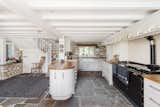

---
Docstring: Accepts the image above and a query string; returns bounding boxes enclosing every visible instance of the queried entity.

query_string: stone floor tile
[25,98,41,104]
[38,99,55,107]
[14,104,26,107]
[0,73,134,107]
[53,97,79,107]
[94,88,108,95]
[2,99,25,107]
[92,79,106,89]
[0,98,6,104]
[24,103,39,107]
[80,96,97,107]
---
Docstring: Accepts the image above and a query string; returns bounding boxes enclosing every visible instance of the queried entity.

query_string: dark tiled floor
[1,73,134,107]
[73,76,133,107]
[54,97,79,107]
[52,75,134,107]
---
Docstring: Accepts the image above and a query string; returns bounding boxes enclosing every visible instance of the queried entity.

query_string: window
[6,41,14,60]
[79,46,95,57]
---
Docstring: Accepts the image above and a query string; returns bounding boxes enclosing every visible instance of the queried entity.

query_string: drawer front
[144,85,160,104]
[144,78,160,106]
[144,78,160,89]
[144,97,160,107]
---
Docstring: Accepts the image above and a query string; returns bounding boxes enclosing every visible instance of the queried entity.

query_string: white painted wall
[128,35,160,65]
[0,39,6,65]
[111,40,128,61]
[128,38,150,64]
[11,38,37,50]
[106,45,113,61]
[155,35,160,65]
[106,11,160,65]
[65,37,71,52]
[10,38,45,73]
[107,35,160,65]
[23,49,45,73]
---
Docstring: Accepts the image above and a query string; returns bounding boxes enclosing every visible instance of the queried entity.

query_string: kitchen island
[48,60,77,100]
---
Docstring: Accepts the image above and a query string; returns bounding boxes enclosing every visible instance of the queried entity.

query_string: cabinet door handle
[149,85,160,92]
[149,98,160,106]
[54,72,56,79]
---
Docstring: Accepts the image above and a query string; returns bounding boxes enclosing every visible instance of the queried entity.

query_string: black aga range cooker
[112,61,160,107]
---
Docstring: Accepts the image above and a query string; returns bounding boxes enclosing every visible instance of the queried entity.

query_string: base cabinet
[49,69,75,100]
[144,78,160,107]
[79,58,104,71]
[102,62,113,85]
[144,98,160,107]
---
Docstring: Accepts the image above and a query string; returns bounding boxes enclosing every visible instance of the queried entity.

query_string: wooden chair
[31,56,45,73]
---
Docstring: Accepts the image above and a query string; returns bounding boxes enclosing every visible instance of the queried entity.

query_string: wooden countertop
[0,62,22,66]
[79,57,106,59]
[143,74,160,83]
[48,61,75,70]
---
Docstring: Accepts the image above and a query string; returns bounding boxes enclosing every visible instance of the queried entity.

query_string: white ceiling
[0,0,159,42]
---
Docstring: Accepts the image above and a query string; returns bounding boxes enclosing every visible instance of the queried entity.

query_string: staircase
[9,38,58,73]
[35,38,58,53]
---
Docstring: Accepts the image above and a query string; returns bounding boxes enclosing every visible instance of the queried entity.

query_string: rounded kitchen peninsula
[49,61,75,100]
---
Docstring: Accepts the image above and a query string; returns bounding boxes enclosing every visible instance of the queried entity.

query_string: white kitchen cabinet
[102,62,113,85]
[79,58,104,71]
[144,78,160,107]
[49,69,75,100]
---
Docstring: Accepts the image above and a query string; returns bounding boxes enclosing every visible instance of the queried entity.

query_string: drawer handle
[149,85,160,92]
[149,98,160,106]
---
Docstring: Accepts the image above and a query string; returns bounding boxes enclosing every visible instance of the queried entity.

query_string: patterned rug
[0,73,49,98]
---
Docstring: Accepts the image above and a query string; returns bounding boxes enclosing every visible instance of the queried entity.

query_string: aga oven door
[128,72,143,107]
